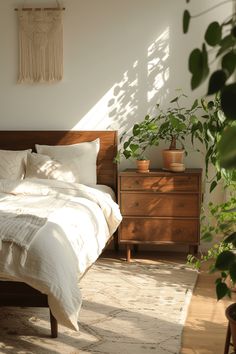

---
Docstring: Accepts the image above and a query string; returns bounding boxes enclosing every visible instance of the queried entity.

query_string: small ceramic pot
[136,160,150,173]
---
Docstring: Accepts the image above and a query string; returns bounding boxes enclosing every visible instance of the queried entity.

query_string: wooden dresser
[118,168,202,261]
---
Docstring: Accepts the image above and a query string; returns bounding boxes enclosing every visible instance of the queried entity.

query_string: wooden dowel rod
[14,8,65,11]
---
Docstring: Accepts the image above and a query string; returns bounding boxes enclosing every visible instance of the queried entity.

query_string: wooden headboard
[0,131,118,192]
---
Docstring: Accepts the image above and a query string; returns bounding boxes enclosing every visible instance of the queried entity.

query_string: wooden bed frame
[0,130,118,338]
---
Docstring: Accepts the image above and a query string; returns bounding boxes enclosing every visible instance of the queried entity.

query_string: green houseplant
[183,0,236,169]
[192,94,236,192]
[154,92,201,170]
[115,115,159,172]
[183,2,236,348]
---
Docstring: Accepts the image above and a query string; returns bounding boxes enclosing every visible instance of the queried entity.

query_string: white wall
[0,0,232,202]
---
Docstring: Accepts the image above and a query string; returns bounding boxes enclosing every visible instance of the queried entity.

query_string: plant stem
[170,136,177,150]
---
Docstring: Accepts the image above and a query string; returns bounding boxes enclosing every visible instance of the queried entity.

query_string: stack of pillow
[0,139,100,185]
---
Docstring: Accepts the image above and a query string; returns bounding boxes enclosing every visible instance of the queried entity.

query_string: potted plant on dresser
[154,92,201,171]
[115,115,159,173]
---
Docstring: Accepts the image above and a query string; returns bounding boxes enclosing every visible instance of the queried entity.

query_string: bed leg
[49,310,58,338]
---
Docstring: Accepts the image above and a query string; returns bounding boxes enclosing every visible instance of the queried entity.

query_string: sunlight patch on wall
[147,27,169,103]
[72,88,115,130]
[73,62,139,131]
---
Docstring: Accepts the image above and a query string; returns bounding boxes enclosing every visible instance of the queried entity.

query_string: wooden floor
[103,250,234,354]
[181,261,233,354]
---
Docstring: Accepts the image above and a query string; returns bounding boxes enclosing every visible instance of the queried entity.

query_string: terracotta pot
[162,149,184,171]
[225,303,236,351]
[136,160,150,173]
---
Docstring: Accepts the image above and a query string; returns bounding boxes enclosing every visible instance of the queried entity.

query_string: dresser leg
[126,244,131,262]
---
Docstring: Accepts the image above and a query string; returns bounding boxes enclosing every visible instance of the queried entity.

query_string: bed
[0,130,121,338]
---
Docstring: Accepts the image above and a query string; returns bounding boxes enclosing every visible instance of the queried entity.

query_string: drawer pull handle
[135,180,140,185]
[134,202,139,207]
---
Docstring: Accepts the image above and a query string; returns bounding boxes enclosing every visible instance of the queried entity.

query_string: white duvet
[0,178,122,330]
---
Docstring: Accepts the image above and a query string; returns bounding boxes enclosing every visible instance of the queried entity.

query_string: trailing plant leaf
[218,126,236,168]
[189,48,202,75]
[216,281,230,300]
[215,250,235,271]
[207,70,227,95]
[204,21,222,46]
[229,262,236,283]
[217,34,235,57]
[221,84,236,121]
[224,232,236,247]
[170,96,179,103]
[183,10,191,33]
[221,51,236,78]
[191,99,198,110]
[210,180,217,192]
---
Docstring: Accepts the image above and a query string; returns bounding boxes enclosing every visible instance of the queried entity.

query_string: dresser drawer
[119,218,199,244]
[120,175,199,192]
[121,193,199,217]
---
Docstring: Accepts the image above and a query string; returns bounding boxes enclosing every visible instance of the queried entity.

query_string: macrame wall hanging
[15,2,65,83]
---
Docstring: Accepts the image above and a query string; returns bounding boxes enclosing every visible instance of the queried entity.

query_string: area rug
[0,258,197,354]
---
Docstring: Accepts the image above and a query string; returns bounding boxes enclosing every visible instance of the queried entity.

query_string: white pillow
[35,139,100,185]
[25,153,79,183]
[0,149,31,180]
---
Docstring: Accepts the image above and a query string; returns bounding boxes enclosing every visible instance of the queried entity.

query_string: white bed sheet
[0,178,122,330]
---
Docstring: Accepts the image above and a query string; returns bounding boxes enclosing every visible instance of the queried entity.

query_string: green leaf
[201,98,208,111]
[159,121,169,133]
[232,26,236,38]
[207,128,214,142]
[229,262,236,282]
[221,83,236,121]
[207,70,227,95]
[170,116,180,128]
[170,96,179,103]
[190,45,209,90]
[191,99,198,111]
[123,150,131,159]
[189,48,202,74]
[183,10,191,33]
[204,22,222,46]
[224,232,236,247]
[210,180,217,193]
[190,115,198,124]
[191,74,201,90]
[218,127,236,168]
[207,100,214,110]
[216,281,229,300]
[201,231,213,242]
[130,144,139,152]
[215,250,235,271]
[222,51,236,77]
[217,109,226,123]
[133,124,140,136]
[217,34,235,57]
[124,141,130,149]
[177,114,186,121]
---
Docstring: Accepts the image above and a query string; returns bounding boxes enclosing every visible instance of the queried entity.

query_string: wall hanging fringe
[16,5,64,83]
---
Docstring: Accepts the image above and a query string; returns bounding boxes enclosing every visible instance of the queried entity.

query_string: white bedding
[0,178,122,330]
